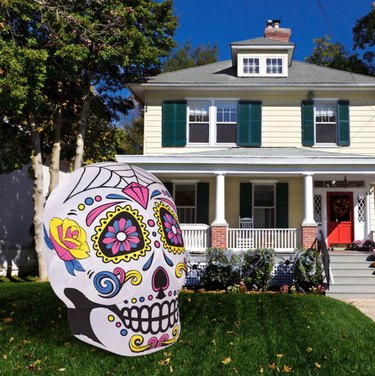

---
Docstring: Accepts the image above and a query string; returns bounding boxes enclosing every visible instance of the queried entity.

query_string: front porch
[182,226,301,253]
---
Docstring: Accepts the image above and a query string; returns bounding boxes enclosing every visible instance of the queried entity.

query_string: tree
[39,0,177,170]
[305,35,370,75]
[0,0,178,280]
[162,40,218,72]
[353,6,375,74]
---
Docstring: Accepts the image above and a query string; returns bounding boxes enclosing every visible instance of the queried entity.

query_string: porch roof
[116,147,375,177]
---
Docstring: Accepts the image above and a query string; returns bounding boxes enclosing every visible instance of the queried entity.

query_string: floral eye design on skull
[154,202,184,255]
[92,205,151,263]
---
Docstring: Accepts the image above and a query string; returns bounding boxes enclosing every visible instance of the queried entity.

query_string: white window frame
[314,99,338,147]
[266,57,284,75]
[187,99,238,146]
[238,54,287,77]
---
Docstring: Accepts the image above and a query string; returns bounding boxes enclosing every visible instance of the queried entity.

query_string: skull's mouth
[120,298,179,335]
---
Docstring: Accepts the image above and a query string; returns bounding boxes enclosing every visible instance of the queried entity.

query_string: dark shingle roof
[144,60,375,86]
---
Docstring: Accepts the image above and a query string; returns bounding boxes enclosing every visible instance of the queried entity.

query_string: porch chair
[237,217,254,249]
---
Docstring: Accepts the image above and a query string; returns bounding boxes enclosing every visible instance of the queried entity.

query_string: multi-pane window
[266,58,283,74]
[315,102,336,143]
[188,101,210,143]
[253,185,275,228]
[174,184,196,223]
[216,102,237,143]
[188,100,238,144]
[243,58,259,74]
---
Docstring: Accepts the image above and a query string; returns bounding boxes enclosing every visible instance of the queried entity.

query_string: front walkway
[342,299,375,323]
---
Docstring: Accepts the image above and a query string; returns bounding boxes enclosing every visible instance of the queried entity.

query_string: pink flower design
[163,213,183,245]
[102,218,140,255]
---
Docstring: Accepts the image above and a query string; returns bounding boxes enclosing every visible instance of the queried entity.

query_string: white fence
[228,228,299,252]
[181,224,210,252]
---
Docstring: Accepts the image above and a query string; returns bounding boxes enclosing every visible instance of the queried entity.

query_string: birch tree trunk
[74,78,91,171]
[29,113,48,281]
[48,98,62,196]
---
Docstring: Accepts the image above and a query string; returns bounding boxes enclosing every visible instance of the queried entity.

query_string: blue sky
[172,0,373,61]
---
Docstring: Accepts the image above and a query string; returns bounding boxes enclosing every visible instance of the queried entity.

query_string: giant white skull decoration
[43,163,186,356]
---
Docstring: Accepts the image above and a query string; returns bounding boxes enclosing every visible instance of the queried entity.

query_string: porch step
[327,251,375,299]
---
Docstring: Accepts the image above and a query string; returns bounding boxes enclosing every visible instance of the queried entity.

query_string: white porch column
[365,190,372,238]
[302,173,316,226]
[213,172,227,225]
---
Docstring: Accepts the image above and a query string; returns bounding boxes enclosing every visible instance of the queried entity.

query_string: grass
[1,284,375,375]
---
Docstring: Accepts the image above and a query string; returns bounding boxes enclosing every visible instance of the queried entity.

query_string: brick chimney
[264,19,291,42]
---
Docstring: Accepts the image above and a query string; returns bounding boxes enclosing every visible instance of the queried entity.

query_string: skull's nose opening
[152,266,170,300]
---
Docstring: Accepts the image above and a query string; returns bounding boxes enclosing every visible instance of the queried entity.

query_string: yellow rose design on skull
[44,218,90,276]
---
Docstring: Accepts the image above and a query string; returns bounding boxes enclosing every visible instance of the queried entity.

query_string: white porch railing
[181,224,210,253]
[228,228,299,252]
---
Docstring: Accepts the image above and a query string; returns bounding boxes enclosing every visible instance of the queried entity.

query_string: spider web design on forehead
[63,164,160,203]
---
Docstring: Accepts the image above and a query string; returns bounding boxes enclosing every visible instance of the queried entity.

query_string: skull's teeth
[121,298,179,335]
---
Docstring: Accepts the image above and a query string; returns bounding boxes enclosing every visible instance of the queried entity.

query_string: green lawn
[1,283,375,375]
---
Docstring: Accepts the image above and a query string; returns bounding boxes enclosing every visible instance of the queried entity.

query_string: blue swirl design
[93,271,122,298]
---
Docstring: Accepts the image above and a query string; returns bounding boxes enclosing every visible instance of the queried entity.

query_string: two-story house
[117,20,375,253]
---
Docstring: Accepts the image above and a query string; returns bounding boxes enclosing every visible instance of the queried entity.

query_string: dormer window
[266,58,283,74]
[243,58,259,74]
[239,55,287,77]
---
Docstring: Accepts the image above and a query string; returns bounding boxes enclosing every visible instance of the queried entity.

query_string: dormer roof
[230,37,295,66]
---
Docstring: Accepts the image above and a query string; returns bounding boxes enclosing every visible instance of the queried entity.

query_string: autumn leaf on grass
[3,317,13,323]
[306,347,313,353]
[283,365,292,373]
[222,357,232,365]
[211,339,217,346]
[314,362,321,369]
[276,354,284,358]
[159,358,171,366]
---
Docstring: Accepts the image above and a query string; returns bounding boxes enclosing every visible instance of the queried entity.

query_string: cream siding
[143,91,375,156]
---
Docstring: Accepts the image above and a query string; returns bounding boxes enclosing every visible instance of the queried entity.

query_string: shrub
[201,248,241,290]
[292,249,323,291]
[349,239,375,251]
[242,248,275,291]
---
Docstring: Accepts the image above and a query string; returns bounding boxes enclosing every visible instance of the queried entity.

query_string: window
[187,100,238,145]
[239,56,287,77]
[266,58,283,74]
[253,185,275,228]
[315,102,336,144]
[301,100,350,147]
[243,58,259,74]
[216,102,237,143]
[174,184,196,223]
[188,101,210,143]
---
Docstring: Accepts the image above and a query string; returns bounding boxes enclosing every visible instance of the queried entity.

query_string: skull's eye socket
[154,202,184,254]
[92,205,151,263]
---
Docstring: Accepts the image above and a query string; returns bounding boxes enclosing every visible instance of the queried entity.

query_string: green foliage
[201,248,241,290]
[242,248,275,291]
[353,7,375,72]
[119,109,144,155]
[305,35,370,75]
[0,121,30,173]
[293,249,323,290]
[162,40,218,72]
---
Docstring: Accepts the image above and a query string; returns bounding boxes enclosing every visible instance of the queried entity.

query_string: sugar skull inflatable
[43,163,186,356]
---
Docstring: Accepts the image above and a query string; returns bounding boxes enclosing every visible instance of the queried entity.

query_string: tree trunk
[74,78,91,170]
[48,100,62,196]
[29,113,48,281]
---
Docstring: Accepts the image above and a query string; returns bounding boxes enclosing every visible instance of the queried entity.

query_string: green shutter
[237,101,262,146]
[162,101,187,147]
[301,100,314,146]
[197,182,209,224]
[240,183,253,218]
[337,100,350,146]
[276,183,288,228]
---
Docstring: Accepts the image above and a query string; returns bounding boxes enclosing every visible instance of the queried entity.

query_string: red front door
[327,192,353,248]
